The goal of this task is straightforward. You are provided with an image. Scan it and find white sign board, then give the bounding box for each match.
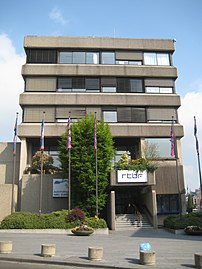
[117,170,147,183]
[53,179,68,197]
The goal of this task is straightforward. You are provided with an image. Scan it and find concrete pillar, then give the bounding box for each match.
[152,190,158,228]
[19,138,28,178]
[88,247,103,261]
[0,241,12,254]
[41,244,56,257]
[110,191,116,230]
[195,253,202,269]
[140,250,156,266]
[18,138,28,211]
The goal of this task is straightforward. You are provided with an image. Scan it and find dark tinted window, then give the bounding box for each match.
[26,49,57,63]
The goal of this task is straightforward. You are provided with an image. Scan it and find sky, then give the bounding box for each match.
[0,0,202,191]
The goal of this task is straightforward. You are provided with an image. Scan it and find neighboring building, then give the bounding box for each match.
[192,188,202,211]
[0,142,20,221]
[15,36,186,228]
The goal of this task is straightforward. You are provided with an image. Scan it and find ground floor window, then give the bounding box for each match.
[157,194,179,214]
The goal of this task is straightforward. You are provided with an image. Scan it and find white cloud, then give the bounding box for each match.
[49,8,68,25]
[0,33,25,142]
[179,89,202,191]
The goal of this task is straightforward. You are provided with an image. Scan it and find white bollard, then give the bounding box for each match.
[88,246,103,261]
[0,241,12,254]
[41,244,56,257]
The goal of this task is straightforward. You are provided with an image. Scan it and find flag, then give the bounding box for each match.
[170,117,175,157]
[94,114,97,151]
[13,112,18,155]
[194,116,199,155]
[66,115,71,150]
[40,113,45,152]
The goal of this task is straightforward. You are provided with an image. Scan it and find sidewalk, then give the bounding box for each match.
[0,228,201,269]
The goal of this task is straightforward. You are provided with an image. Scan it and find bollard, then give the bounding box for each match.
[41,244,56,257]
[140,250,156,266]
[0,241,12,254]
[88,246,103,261]
[195,253,202,269]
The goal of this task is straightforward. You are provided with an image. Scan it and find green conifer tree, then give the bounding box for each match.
[58,114,115,216]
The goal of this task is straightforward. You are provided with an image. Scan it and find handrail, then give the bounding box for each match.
[132,203,143,222]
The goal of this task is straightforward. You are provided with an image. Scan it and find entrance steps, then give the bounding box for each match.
[115,214,153,230]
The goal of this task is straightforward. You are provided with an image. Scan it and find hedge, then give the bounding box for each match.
[0,210,107,230]
[164,212,202,229]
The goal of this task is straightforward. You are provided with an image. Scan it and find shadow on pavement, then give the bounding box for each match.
[126,228,202,241]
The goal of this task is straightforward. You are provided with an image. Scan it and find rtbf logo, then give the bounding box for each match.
[121,172,143,179]
[117,170,147,183]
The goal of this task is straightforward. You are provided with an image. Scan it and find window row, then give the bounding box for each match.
[26,77,175,94]
[57,77,144,93]
[31,137,177,169]
[114,138,177,161]
[26,49,171,66]
[32,137,178,168]
[23,107,177,124]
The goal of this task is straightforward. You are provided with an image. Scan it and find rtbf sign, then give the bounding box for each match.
[117,170,147,183]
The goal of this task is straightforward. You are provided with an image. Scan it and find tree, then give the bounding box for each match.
[58,114,115,215]
[30,151,55,174]
[142,140,159,160]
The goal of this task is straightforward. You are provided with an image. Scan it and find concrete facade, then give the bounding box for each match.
[0,36,186,227]
[0,143,20,221]
[21,175,68,213]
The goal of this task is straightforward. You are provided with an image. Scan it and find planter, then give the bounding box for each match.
[184,226,202,235]
[71,230,94,236]
[184,230,202,235]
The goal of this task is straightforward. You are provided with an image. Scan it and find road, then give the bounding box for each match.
[0,261,103,269]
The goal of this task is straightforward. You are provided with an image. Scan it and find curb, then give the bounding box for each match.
[0,228,109,235]
[0,256,137,269]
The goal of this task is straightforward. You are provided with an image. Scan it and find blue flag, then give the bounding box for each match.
[194,116,199,155]
[13,112,18,155]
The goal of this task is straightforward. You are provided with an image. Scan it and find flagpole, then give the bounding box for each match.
[94,112,98,216]
[96,147,98,216]
[11,154,17,214]
[39,112,45,216]
[196,153,202,211]
[171,116,181,215]
[194,116,202,211]
[39,151,43,216]
[68,148,71,213]
[11,112,18,214]
[67,112,71,213]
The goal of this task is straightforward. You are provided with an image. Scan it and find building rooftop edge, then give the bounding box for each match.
[24,36,175,51]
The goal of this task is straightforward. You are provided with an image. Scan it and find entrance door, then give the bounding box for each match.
[115,188,143,214]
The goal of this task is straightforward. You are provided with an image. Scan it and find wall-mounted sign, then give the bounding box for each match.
[53,179,68,197]
[117,170,147,183]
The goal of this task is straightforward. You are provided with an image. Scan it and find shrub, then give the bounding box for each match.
[0,210,107,230]
[66,208,85,222]
[114,153,157,173]
[0,212,39,229]
[164,213,202,229]
[0,212,67,229]
[84,216,107,229]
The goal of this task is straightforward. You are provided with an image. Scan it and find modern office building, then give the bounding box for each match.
[16,36,185,228]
